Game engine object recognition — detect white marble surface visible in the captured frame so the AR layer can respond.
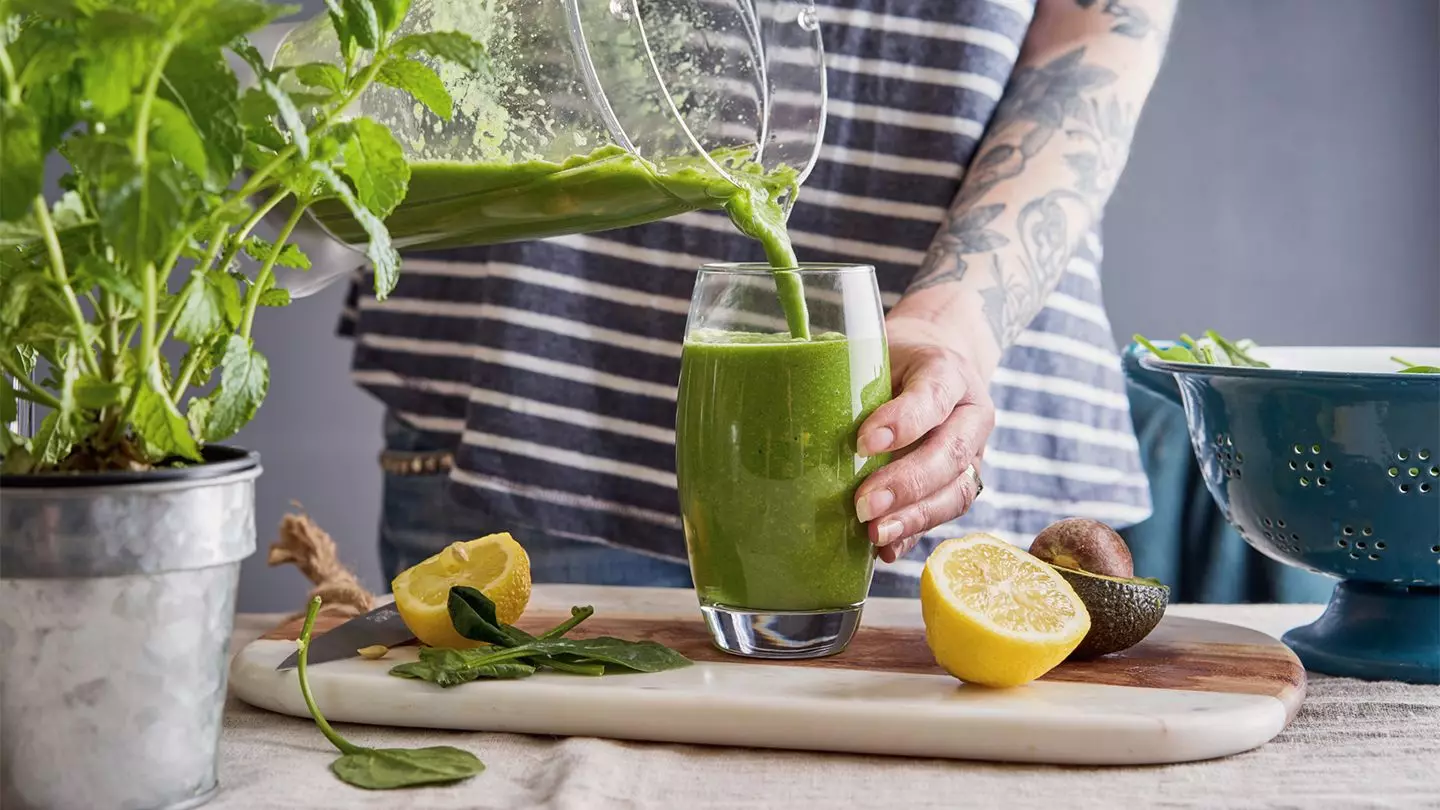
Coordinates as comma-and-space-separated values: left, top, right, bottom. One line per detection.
229, 586, 1302, 766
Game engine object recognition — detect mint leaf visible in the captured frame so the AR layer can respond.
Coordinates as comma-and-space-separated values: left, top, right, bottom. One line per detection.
173, 274, 226, 343
67, 135, 193, 270
393, 31, 488, 72
262, 79, 310, 156
373, 0, 411, 36
159, 46, 243, 190
242, 236, 311, 269
258, 287, 291, 306
34, 411, 77, 466
293, 62, 345, 94
80, 11, 154, 118
134, 373, 202, 461
376, 58, 451, 120
230, 36, 271, 81
340, 117, 409, 218
147, 97, 210, 181
0, 102, 43, 222
74, 376, 126, 409
180, 335, 228, 388
205, 335, 268, 441
185, 396, 212, 438
184, 0, 292, 49
341, 0, 380, 49
77, 255, 145, 308
314, 163, 399, 298
0, 374, 16, 427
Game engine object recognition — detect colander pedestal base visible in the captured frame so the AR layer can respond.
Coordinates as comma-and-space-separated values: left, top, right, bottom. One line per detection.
1282, 581, 1439, 684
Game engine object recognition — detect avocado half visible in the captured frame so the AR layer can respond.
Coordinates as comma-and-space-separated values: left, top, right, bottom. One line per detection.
1051, 565, 1169, 660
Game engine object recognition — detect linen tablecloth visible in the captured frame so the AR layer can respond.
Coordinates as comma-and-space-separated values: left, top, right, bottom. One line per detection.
218, 603, 1440, 810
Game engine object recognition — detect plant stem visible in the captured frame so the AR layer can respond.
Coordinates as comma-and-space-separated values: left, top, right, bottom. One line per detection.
537, 606, 595, 641
32, 199, 103, 377
0, 356, 61, 410
297, 597, 363, 756
169, 348, 204, 403
240, 201, 307, 339
0, 42, 20, 104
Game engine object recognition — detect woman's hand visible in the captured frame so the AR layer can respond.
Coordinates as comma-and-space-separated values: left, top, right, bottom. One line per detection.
854, 315, 996, 563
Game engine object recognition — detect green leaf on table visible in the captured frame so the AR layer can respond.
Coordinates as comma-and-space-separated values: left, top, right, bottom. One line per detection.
389, 649, 536, 687
313, 163, 399, 298
393, 31, 488, 72
524, 637, 693, 674
146, 97, 211, 182
293, 62, 346, 94
296, 597, 485, 790
158, 46, 244, 190
242, 236, 311, 270
376, 58, 452, 121
339, 117, 410, 218
203, 335, 268, 441
0, 101, 43, 222
446, 586, 515, 646
330, 747, 485, 790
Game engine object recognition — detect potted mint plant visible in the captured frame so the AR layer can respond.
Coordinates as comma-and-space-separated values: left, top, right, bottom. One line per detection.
0, 1, 482, 807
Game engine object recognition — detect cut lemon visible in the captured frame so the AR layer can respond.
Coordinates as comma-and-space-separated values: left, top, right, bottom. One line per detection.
919, 534, 1090, 688
391, 533, 532, 649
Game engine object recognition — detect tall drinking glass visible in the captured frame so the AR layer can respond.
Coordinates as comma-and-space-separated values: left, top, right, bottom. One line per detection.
676, 264, 892, 658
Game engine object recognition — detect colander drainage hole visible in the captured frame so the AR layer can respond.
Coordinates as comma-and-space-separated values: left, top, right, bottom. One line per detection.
1349, 552, 1361, 560
1362, 527, 1374, 536
1342, 526, 1355, 536
1337, 539, 1348, 548
1317, 477, 1328, 487
1368, 554, 1380, 561
1398, 451, 1410, 461
1409, 468, 1421, 478
1323, 460, 1334, 471
1375, 541, 1386, 550
1356, 541, 1367, 550
1400, 484, 1411, 494
1421, 449, 1432, 461
1431, 545, 1440, 554
1278, 520, 1287, 528
1388, 467, 1400, 478
1422, 483, 1433, 493
1306, 461, 1316, 471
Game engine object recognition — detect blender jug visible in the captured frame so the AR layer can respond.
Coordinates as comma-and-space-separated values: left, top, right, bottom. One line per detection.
264, 0, 827, 296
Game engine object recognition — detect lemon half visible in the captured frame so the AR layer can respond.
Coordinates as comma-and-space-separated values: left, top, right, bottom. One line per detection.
391, 533, 532, 649
920, 534, 1090, 687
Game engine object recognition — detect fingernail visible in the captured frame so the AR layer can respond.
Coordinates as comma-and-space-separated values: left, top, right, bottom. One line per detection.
856, 488, 894, 522
876, 519, 904, 546
859, 427, 895, 457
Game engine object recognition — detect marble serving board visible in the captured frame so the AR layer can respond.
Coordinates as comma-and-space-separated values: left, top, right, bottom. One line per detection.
229, 585, 1305, 766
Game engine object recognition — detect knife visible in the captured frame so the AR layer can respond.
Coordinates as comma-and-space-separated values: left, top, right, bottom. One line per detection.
275, 603, 415, 670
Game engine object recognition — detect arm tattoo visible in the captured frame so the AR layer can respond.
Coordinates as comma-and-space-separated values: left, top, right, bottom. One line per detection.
909, 47, 1125, 292
1074, 0, 1155, 39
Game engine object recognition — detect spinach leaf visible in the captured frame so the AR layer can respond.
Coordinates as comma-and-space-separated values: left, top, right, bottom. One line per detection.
1392, 356, 1440, 374
1133, 334, 1196, 364
297, 596, 484, 790
525, 637, 693, 674
446, 586, 516, 646
1135, 332, 1270, 368
331, 747, 484, 791
390, 648, 537, 687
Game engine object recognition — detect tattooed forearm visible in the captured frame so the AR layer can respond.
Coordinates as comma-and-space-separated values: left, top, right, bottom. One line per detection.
902, 0, 1175, 354
1075, 0, 1155, 39
909, 46, 1130, 294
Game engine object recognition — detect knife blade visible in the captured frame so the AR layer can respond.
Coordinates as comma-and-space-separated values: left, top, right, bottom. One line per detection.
275, 603, 415, 670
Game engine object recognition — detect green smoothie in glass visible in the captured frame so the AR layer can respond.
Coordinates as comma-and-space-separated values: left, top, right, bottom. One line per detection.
677, 328, 891, 612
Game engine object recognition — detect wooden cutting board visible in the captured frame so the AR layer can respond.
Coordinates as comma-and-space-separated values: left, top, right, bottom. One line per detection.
229, 585, 1305, 766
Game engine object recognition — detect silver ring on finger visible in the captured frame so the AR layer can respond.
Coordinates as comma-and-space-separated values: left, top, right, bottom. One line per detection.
960, 464, 984, 500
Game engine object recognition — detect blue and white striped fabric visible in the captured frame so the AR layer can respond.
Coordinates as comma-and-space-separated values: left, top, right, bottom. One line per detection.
338, 0, 1151, 576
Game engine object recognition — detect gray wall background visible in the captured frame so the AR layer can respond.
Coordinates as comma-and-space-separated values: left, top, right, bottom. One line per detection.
230, 0, 1440, 612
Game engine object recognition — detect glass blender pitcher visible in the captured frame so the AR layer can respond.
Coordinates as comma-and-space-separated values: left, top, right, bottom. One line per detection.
262, 0, 827, 296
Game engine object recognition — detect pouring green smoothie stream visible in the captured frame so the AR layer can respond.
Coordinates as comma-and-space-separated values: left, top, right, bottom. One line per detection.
312, 145, 884, 616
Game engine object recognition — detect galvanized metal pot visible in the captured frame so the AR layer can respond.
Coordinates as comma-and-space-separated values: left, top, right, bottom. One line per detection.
0, 448, 262, 810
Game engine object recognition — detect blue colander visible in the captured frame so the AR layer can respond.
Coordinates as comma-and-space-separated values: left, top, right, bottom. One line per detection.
1125, 343, 1440, 684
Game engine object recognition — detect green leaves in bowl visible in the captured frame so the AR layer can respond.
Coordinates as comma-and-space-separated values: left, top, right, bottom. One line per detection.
1392, 356, 1440, 374
1134, 331, 1270, 367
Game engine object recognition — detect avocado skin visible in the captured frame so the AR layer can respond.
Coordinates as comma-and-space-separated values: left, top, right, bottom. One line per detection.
1052, 565, 1169, 660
